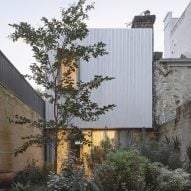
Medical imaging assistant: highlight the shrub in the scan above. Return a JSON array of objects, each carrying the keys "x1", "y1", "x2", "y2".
[
  {"x1": 94, "y1": 150, "x2": 149, "y2": 191},
  {"x1": 48, "y1": 154, "x2": 100, "y2": 191},
  {"x1": 139, "y1": 139, "x2": 182, "y2": 170},
  {"x1": 186, "y1": 144, "x2": 191, "y2": 171},
  {"x1": 10, "y1": 182, "x2": 30, "y2": 191},
  {"x1": 93, "y1": 150, "x2": 191, "y2": 191},
  {"x1": 85, "y1": 135, "x2": 115, "y2": 170},
  {"x1": 48, "y1": 166, "x2": 100, "y2": 191},
  {"x1": 145, "y1": 162, "x2": 191, "y2": 191},
  {"x1": 154, "y1": 163, "x2": 191, "y2": 191},
  {"x1": 10, "y1": 183, "x2": 50, "y2": 191},
  {"x1": 14, "y1": 164, "x2": 48, "y2": 186}
]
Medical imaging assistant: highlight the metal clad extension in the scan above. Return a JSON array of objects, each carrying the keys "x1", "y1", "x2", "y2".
[
  {"x1": 78, "y1": 28, "x2": 152, "y2": 128},
  {"x1": 0, "y1": 50, "x2": 45, "y2": 117}
]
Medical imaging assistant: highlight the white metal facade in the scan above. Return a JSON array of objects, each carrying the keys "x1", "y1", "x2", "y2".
[{"x1": 76, "y1": 28, "x2": 152, "y2": 128}]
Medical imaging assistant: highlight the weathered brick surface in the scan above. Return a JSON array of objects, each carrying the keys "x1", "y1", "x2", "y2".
[{"x1": 0, "y1": 84, "x2": 44, "y2": 172}]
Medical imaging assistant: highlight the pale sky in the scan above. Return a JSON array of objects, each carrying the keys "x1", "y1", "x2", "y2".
[{"x1": 0, "y1": 0, "x2": 190, "y2": 87}]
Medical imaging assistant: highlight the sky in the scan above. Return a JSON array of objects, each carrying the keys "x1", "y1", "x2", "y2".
[{"x1": 0, "y1": 0, "x2": 190, "y2": 87}]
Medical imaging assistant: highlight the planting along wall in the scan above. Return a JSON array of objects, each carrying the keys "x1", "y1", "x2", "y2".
[
  {"x1": 56, "y1": 128, "x2": 156, "y2": 173},
  {"x1": 159, "y1": 101, "x2": 191, "y2": 162},
  {"x1": 0, "y1": 84, "x2": 44, "y2": 172}
]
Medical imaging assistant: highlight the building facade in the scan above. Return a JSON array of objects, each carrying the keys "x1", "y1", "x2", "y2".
[
  {"x1": 45, "y1": 13, "x2": 156, "y2": 172},
  {"x1": 46, "y1": 27, "x2": 155, "y2": 172},
  {"x1": 164, "y1": 2, "x2": 191, "y2": 58},
  {"x1": 77, "y1": 28, "x2": 153, "y2": 129}
]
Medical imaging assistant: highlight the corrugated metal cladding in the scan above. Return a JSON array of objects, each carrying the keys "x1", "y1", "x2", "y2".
[
  {"x1": 0, "y1": 50, "x2": 45, "y2": 117},
  {"x1": 77, "y1": 28, "x2": 152, "y2": 128}
]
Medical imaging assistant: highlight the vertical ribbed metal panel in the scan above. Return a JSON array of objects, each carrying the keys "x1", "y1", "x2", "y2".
[{"x1": 77, "y1": 28, "x2": 152, "y2": 128}]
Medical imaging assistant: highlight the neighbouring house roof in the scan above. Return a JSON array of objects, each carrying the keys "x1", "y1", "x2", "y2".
[{"x1": 0, "y1": 50, "x2": 45, "y2": 117}]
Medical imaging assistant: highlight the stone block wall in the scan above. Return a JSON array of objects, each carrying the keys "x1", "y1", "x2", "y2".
[
  {"x1": 154, "y1": 60, "x2": 191, "y2": 124},
  {"x1": 0, "y1": 84, "x2": 44, "y2": 172},
  {"x1": 159, "y1": 101, "x2": 191, "y2": 162}
]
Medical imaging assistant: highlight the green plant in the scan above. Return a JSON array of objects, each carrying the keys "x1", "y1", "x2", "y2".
[
  {"x1": 139, "y1": 139, "x2": 182, "y2": 169},
  {"x1": 48, "y1": 155, "x2": 100, "y2": 191},
  {"x1": 94, "y1": 150, "x2": 149, "y2": 191},
  {"x1": 144, "y1": 162, "x2": 160, "y2": 191},
  {"x1": 145, "y1": 162, "x2": 191, "y2": 191},
  {"x1": 155, "y1": 163, "x2": 191, "y2": 191},
  {"x1": 86, "y1": 134, "x2": 115, "y2": 170},
  {"x1": 11, "y1": 163, "x2": 52, "y2": 190},
  {"x1": 41, "y1": 162, "x2": 54, "y2": 176},
  {"x1": 14, "y1": 164, "x2": 48, "y2": 186},
  {"x1": 93, "y1": 150, "x2": 191, "y2": 191},
  {"x1": 28, "y1": 185, "x2": 51, "y2": 191},
  {"x1": 186, "y1": 145, "x2": 191, "y2": 170},
  {"x1": 171, "y1": 136, "x2": 181, "y2": 151},
  {"x1": 10, "y1": 182, "x2": 30, "y2": 191},
  {"x1": 10, "y1": 183, "x2": 51, "y2": 191}
]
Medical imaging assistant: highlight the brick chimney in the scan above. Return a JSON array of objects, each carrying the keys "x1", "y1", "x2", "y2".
[{"x1": 131, "y1": 11, "x2": 156, "y2": 28}]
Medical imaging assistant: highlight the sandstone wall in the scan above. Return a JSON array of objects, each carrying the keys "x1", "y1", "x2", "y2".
[{"x1": 0, "y1": 84, "x2": 44, "y2": 172}]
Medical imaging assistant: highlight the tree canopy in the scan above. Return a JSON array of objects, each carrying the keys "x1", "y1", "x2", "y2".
[{"x1": 9, "y1": 0, "x2": 115, "y2": 171}]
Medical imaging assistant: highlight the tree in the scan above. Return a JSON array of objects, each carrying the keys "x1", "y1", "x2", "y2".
[{"x1": 9, "y1": 0, "x2": 115, "y2": 172}]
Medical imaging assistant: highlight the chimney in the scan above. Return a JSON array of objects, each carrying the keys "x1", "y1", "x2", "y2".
[{"x1": 131, "y1": 11, "x2": 156, "y2": 28}]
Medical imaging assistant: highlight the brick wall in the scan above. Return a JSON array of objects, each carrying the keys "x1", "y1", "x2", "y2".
[
  {"x1": 0, "y1": 84, "x2": 44, "y2": 172},
  {"x1": 159, "y1": 101, "x2": 191, "y2": 162}
]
